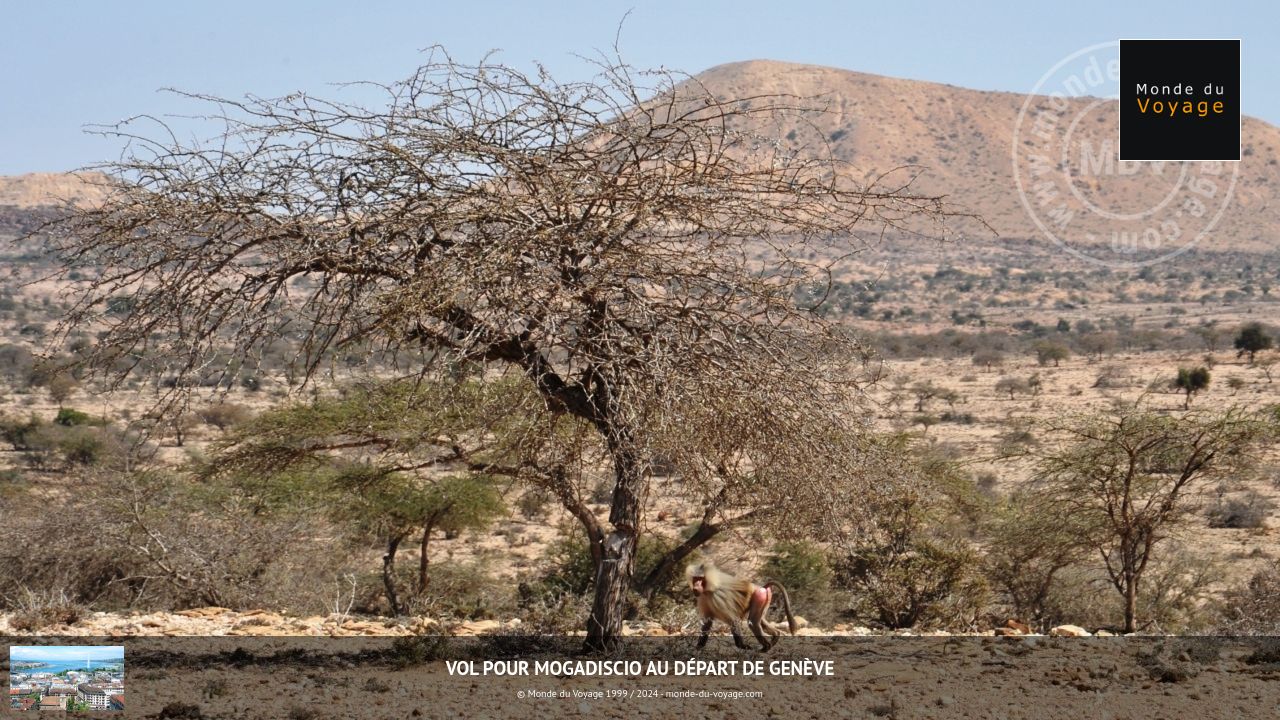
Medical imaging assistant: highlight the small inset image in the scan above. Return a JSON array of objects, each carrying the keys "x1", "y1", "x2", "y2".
[{"x1": 9, "y1": 646, "x2": 125, "y2": 713}]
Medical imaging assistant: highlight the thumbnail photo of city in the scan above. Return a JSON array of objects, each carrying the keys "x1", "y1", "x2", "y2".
[{"x1": 9, "y1": 646, "x2": 124, "y2": 712}]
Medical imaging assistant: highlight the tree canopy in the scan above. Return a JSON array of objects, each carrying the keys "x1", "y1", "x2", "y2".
[
  {"x1": 47, "y1": 50, "x2": 967, "y2": 647},
  {"x1": 1234, "y1": 322, "x2": 1273, "y2": 364},
  {"x1": 1032, "y1": 404, "x2": 1273, "y2": 632}
]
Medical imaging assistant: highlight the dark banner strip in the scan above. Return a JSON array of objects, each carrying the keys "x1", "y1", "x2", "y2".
[{"x1": 5, "y1": 636, "x2": 1280, "y2": 719}]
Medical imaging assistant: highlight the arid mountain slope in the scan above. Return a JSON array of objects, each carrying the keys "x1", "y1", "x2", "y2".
[
  {"x1": 0, "y1": 172, "x2": 111, "y2": 208},
  {"x1": 690, "y1": 60, "x2": 1280, "y2": 253}
]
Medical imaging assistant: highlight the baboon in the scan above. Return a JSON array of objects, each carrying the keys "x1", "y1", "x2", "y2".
[{"x1": 686, "y1": 560, "x2": 797, "y2": 651}]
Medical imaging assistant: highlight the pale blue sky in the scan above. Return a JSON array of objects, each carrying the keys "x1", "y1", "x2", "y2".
[
  {"x1": 1, "y1": 0, "x2": 1274, "y2": 173},
  {"x1": 11, "y1": 646, "x2": 124, "y2": 662}
]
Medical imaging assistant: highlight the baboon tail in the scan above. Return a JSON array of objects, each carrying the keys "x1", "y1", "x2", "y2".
[{"x1": 765, "y1": 581, "x2": 798, "y2": 635}]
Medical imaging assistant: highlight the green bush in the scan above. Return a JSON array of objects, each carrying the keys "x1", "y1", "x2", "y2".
[
  {"x1": 831, "y1": 442, "x2": 989, "y2": 629},
  {"x1": 635, "y1": 534, "x2": 681, "y2": 593},
  {"x1": 762, "y1": 541, "x2": 836, "y2": 625},
  {"x1": 54, "y1": 407, "x2": 103, "y2": 427},
  {"x1": 763, "y1": 541, "x2": 832, "y2": 593},
  {"x1": 540, "y1": 528, "x2": 597, "y2": 597},
  {"x1": 4, "y1": 417, "x2": 125, "y2": 469},
  {"x1": 837, "y1": 537, "x2": 985, "y2": 629}
]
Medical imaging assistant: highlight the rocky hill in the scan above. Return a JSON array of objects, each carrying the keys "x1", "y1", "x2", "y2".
[
  {"x1": 0, "y1": 171, "x2": 113, "y2": 209},
  {"x1": 689, "y1": 60, "x2": 1280, "y2": 253}
]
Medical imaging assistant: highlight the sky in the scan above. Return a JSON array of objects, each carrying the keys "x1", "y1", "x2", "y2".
[
  {"x1": 10, "y1": 646, "x2": 125, "y2": 662},
  {"x1": 1, "y1": 0, "x2": 1275, "y2": 174}
]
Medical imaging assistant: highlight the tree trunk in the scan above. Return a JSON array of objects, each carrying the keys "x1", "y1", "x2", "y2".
[
  {"x1": 418, "y1": 521, "x2": 434, "y2": 595},
  {"x1": 383, "y1": 533, "x2": 405, "y2": 617},
  {"x1": 584, "y1": 440, "x2": 644, "y2": 651},
  {"x1": 1123, "y1": 578, "x2": 1138, "y2": 634}
]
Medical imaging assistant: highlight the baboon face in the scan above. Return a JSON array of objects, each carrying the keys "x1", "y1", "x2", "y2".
[{"x1": 690, "y1": 575, "x2": 705, "y2": 594}]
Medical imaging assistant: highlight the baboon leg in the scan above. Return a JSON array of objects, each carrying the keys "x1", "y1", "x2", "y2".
[
  {"x1": 697, "y1": 618, "x2": 713, "y2": 649},
  {"x1": 749, "y1": 619, "x2": 774, "y2": 651},
  {"x1": 761, "y1": 618, "x2": 783, "y2": 650},
  {"x1": 731, "y1": 622, "x2": 748, "y2": 650}
]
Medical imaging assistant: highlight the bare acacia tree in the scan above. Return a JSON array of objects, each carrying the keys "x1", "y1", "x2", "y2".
[{"x1": 47, "y1": 50, "x2": 964, "y2": 649}]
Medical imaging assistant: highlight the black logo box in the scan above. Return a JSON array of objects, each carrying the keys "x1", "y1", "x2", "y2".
[{"x1": 1120, "y1": 39, "x2": 1241, "y2": 161}]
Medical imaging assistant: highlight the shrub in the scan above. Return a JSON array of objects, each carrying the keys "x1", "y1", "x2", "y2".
[
  {"x1": 831, "y1": 451, "x2": 988, "y2": 629},
  {"x1": 57, "y1": 426, "x2": 116, "y2": 466},
  {"x1": 46, "y1": 373, "x2": 78, "y2": 406},
  {"x1": 995, "y1": 375, "x2": 1040, "y2": 399},
  {"x1": 0, "y1": 469, "x2": 355, "y2": 614},
  {"x1": 761, "y1": 541, "x2": 836, "y2": 625},
  {"x1": 0, "y1": 415, "x2": 45, "y2": 450},
  {"x1": 763, "y1": 541, "x2": 831, "y2": 593},
  {"x1": 633, "y1": 533, "x2": 684, "y2": 607},
  {"x1": 196, "y1": 403, "x2": 252, "y2": 430},
  {"x1": 836, "y1": 536, "x2": 984, "y2": 629},
  {"x1": 1206, "y1": 492, "x2": 1273, "y2": 529},
  {"x1": 414, "y1": 560, "x2": 512, "y2": 620},
  {"x1": 1093, "y1": 366, "x2": 1133, "y2": 389},
  {"x1": 1217, "y1": 562, "x2": 1280, "y2": 635},
  {"x1": 981, "y1": 494, "x2": 1091, "y2": 630},
  {"x1": 911, "y1": 414, "x2": 938, "y2": 432},
  {"x1": 54, "y1": 407, "x2": 102, "y2": 427},
  {"x1": 971, "y1": 350, "x2": 1004, "y2": 371},
  {"x1": 1032, "y1": 340, "x2": 1070, "y2": 367},
  {"x1": 0, "y1": 467, "x2": 25, "y2": 496},
  {"x1": 3, "y1": 415, "x2": 124, "y2": 469},
  {"x1": 524, "y1": 526, "x2": 684, "y2": 617},
  {"x1": 7, "y1": 589, "x2": 83, "y2": 632},
  {"x1": 0, "y1": 344, "x2": 35, "y2": 384},
  {"x1": 387, "y1": 636, "x2": 455, "y2": 668},
  {"x1": 538, "y1": 527, "x2": 597, "y2": 598},
  {"x1": 589, "y1": 477, "x2": 613, "y2": 504},
  {"x1": 516, "y1": 487, "x2": 553, "y2": 519},
  {"x1": 995, "y1": 425, "x2": 1037, "y2": 455}
]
